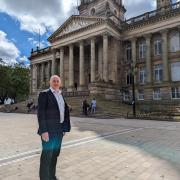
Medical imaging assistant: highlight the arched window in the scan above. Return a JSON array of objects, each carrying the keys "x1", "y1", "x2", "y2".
[{"x1": 170, "y1": 31, "x2": 180, "y2": 52}]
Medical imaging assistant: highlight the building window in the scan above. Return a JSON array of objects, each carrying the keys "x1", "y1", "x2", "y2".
[
  {"x1": 114, "y1": 10, "x2": 117, "y2": 16},
  {"x1": 139, "y1": 42, "x2": 146, "y2": 59},
  {"x1": 126, "y1": 74, "x2": 132, "y2": 85},
  {"x1": 154, "y1": 64, "x2": 163, "y2": 82},
  {"x1": 139, "y1": 67, "x2": 146, "y2": 84},
  {"x1": 153, "y1": 88, "x2": 161, "y2": 100},
  {"x1": 123, "y1": 92, "x2": 130, "y2": 101},
  {"x1": 138, "y1": 90, "x2": 144, "y2": 100},
  {"x1": 171, "y1": 62, "x2": 180, "y2": 81},
  {"x1": 91, "y1": 8, "x2": 95, "y2": 15},
  {"x1": 170, "y1": 32, "x2": 180, "y2": 52},
  {"x1": 154, "y1": 39, "x2": 162, "y2": 55},
  {"x1": 126, "y1": 44, "x2": 132, "y2": 61},
  {"x1": 171, "y1": 87, "x2": 180, "y2": 99}
]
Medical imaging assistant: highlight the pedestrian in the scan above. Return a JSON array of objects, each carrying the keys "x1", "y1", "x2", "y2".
[
  {"x1": 37, "y1": 75, "x2": 71, "y2": 180},
  {"x1": 11, "y1": 98, "x2": 15, "y2": 104},
  {"x1": 91, "y1": 98, "x2": 97, "y2": 114},
  {"x1": 4, "y1": 96, "x2": 11, "y2": 112},
  {"x1": 82, "y1": 99, "x2": 88, "y2": 116},
  {"x1": 0, "y1": 97, "x2": 3, "y2": 104},
  {"x1": 26, "y1": 101, "x2": 33, "y2": 112}
]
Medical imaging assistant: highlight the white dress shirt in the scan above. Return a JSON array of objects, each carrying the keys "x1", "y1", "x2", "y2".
[{"x1": 50, "y1": 87, "x2": 65, "y2": 123}]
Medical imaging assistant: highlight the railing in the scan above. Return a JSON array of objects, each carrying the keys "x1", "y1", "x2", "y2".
[
  {"x1": 62, "y1": 90, "x2": 90, "y2": 97},
  {"x1": 31, "y1": 46, "x2": 51, "y2": 55},
  {"x1": 124, "y1": 1, "x2": 180, "y2": 26}
]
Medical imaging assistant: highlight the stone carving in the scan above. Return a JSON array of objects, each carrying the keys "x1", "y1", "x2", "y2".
[{"x1": 59, "y1": 19, "x2": 96, "y2": 36}]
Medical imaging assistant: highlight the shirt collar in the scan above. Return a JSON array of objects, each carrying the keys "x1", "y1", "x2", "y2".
[{"x1": 50, "y1": 87, "x2": 62, "y2": 94}]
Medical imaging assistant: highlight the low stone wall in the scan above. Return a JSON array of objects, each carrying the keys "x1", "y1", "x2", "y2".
[
  {"x1": 88, "y1": 82, "x2": 122, "y2": 100},
  {"x1": 136, "y1": 100, "x2": 180, "y2": 113}
]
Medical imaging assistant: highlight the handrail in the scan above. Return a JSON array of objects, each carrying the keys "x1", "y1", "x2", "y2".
[
  {"x1": 124, "y1": 1, "x2": 180, "y2": 26},
  {"x1": 62, "y1": 90, "x2": 90, "y2": 97},
  {"x1": 31, "y1": 46, "x2": 51, "y2": 54}
]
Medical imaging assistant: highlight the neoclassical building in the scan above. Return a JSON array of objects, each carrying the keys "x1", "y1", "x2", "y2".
[{"x1": 29, "y1": 0, "x2": 180, "y2": 101}]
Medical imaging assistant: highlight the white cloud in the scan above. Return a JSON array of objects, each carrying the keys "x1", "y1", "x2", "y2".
[
  {"x1": 0, "y1": 31, "x2": 19, "y2": 64},
  {"x1": 19, "y1": 56, "x2": 28, "y2": 62},
  {"x1": 19, "y1": 55, "x2": 30, "y2": 67},
  {"x1": 0, "y1": 0, "x2": 77, "y2": 35},
  {"x1": 28, "y1": 37, "x2": 48, "y2": 49},
  {"x1": 123, "y1": 0, "x2": 156, "y2": 19},
  {"x1": 0, "y1": 0, "x2": 173, "y2": 34}
]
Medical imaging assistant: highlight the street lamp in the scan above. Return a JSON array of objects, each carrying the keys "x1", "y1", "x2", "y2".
[{"x1": 130, "y1": 60, "x2": 137, "y2": 117}]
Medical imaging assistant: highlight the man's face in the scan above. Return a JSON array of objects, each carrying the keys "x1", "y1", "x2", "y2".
[{"x1": 50, "y1": 76, "x2": 62, "y2": 90}]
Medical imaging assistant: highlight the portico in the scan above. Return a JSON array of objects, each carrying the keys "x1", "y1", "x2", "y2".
[
  {"x1": 29, "y1": 0, "x2": 180, "y2": 101},
  {"x1": 30, "y1": 15, "x2": 122, "y2": 96}
]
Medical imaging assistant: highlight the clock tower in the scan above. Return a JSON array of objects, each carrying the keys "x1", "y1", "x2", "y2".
[
  {"x1": 157, "y1": 0, "x2": 172, "y2": 9},
  {"x1": 78, "y1": 0, "x2": 126, "y2": 21}
]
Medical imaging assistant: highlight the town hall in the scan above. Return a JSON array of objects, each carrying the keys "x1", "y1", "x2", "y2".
[{"x1": 29, "y1": 0, "x2": 180, "y2": 101}]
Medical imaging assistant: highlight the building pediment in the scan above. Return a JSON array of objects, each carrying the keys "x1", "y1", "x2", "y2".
[{"x1": 48, "y1": 15, "x2": 105, "y2": 42}]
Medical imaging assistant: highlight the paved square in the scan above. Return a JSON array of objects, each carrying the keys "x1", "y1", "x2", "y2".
[{"x1": 0, "y1": 113, "x2": 180, "y2": 180}]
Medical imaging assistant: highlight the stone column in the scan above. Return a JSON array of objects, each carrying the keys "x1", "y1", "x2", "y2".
[
  {"x1": 36, "y1": 64, "x2": 40, "y2": 88},
  {"x1": 47, "y1": 61, "x2": 51, "y2": 82},
  {"x1": 103, "y1": 34, "x2": 109, "y2": 82},
  {"x1": 91, "y1": 37, "x2": 96, "y2": 82},
  {"x1": 145, "y1": 34, "x2": 152, "y2": 83},
  {"x1": 32, "y1": 64, "x2": 37, "y2": 93},
  {"x1": 98, "y1": 42, "x2": 103, "y2": 80},
  {"x1": 60, "y1": 47, "x2": 64, "y2": 86},
  {"x1": 131, "y1": 37, "x2": 137, "y2": 84},
  {"x1": 29, "y1": 65, "x2": 33, "y2": 94},
  {"x1": 69, "y1": 44, "x2": 74, "y2": 89},
  {"x1": 131, "y1": 38, "x2": 137, "y2": 64},
  {"x1": 79, "y1": 40, "x2": 85, "y2": 89},
  {"x1": 51, "y1": 50, "x2": 56, "y2": 75},
  {"x1": 161, "y1": 29, "x2": 169, "y2": 82},
  {"x1": 40, "y1": 63, "x2": 45, "y2": 88}
]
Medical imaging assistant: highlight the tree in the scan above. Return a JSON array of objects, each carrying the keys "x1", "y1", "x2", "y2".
[
  {"x1": 11, "y1": 64, "x2": 30, "y2": 100},
  {"x1": 0, "y1": 61, "x2": 30, "y2": 101}
]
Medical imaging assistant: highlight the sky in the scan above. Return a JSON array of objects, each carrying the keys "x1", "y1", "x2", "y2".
[{"x1": 0, "y1": 0, "x2": 172, "y2": 66}]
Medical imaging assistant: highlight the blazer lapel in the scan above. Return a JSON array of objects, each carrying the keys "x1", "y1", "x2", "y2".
[{"x1": 47, "y1": 89, "x2": 59, "y2": 110}]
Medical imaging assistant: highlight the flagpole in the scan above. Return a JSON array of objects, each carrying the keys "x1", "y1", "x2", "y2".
[{"x1": 38, "y1": 29, "x2": 41, "y2": 49}]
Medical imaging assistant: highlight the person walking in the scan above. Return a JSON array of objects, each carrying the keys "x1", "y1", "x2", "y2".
[
  {"x1": 91, "y1": 98, "x2": 97, "y2": 114},
  {"x1": 37, "y1": 75, "x2": 71, "y2": 180},
  {"x1": 82, "y1": 99, "x2": 88, "y2": 116}
]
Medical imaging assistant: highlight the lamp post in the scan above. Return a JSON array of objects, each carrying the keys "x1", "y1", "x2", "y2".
[{"x1": 130, "y1": 61, "x2": 136, "y2": 117}]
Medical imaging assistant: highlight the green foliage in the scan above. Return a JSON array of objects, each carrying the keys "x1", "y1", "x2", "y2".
[{"x1": 0, "y1": 62, "x2": 30, "y2": 101}]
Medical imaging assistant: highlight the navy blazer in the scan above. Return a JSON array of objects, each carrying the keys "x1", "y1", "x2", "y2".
[{"x1": 37, "y1": 89, "x2": 71, "y2": 135}]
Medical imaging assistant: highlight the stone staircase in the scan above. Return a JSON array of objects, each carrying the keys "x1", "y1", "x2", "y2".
[
  {"x1": 1, "y1": 95, "x2": 179, "y2": 121},
  {"x1": 65, "y1": 96, "x2": 132, "y2": 119},
  {"x1": 0, "y1": 95, "x2": 132, "y2": 118}
]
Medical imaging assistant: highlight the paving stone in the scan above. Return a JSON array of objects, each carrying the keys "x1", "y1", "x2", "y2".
[{"x1": 1, "y1": 113, "x2": 180, "y2": 179}]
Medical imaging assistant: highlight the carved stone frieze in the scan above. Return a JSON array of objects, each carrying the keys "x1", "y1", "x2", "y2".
[{"x1": 58, "y1": 19, "x2": 96, "y2": 37}]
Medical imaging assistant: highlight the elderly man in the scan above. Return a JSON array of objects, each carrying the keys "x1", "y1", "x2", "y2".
[{"x1": 37, "y1": 75, "x2": 71, "y2": 180}]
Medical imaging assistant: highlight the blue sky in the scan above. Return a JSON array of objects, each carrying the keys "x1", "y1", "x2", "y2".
[{"x1": 0, "y1": 0, "x2": 167, "y2": 66}]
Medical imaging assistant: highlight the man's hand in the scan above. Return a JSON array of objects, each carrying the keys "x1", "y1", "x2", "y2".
[{"x1": 41, "y1": 132, "x2": 49, "y2": 142}]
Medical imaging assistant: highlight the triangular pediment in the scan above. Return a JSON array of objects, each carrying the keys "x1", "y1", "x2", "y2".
[
  {"x1": 48, "y1": 16, "x2": 104, "y2": 41},
  {"x1": 59, "y1": 18, "x2": 96, "y2": 36}
]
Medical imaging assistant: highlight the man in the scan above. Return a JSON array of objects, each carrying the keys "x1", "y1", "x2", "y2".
[{"x1": 37, "y1": 75, "x2": 71, "y2": 180}]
